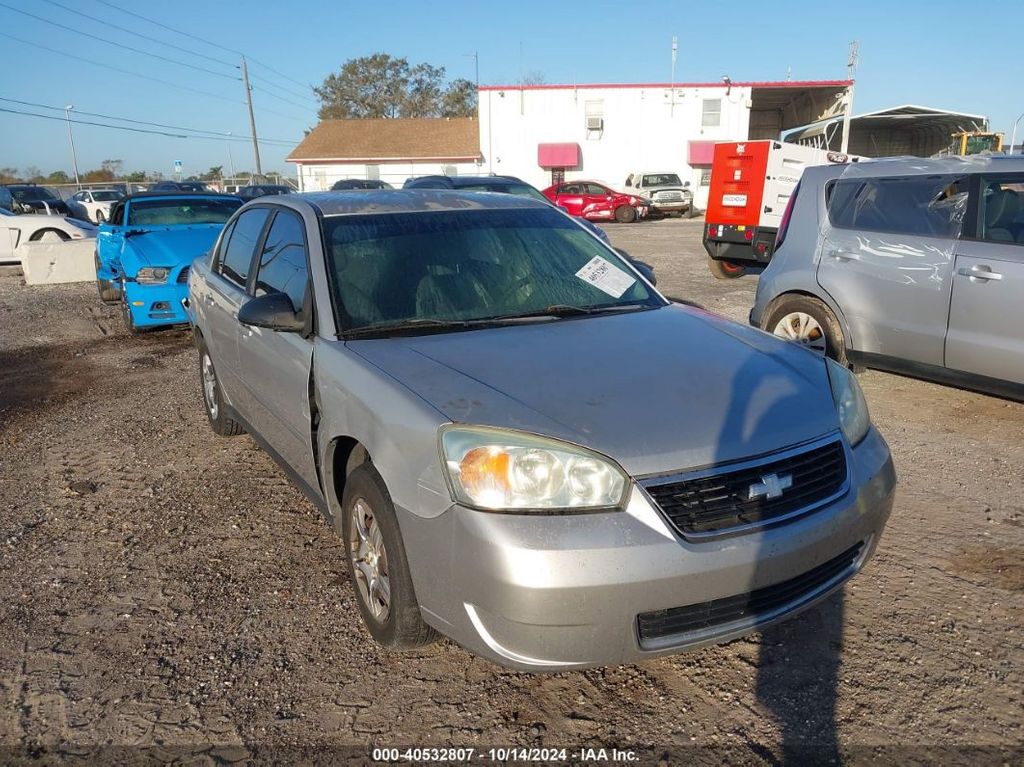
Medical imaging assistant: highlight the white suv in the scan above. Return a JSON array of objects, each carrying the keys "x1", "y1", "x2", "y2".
[{"x1": 624, "y1": 172, "x2": 693, "y2": 216}]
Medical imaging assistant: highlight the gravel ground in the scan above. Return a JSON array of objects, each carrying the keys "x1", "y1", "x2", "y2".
[{"x1": 0, "y1": 218, "x2": 1021, "y2": 764}]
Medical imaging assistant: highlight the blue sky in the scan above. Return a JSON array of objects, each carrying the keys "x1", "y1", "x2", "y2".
[{"x1": 1, "y1": 0, "x2": 1020, "y2": 178}]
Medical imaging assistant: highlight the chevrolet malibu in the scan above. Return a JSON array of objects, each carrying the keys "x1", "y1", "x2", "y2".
[{"x1": 187, "y1": 191, "x2": 895, "y2": 671}]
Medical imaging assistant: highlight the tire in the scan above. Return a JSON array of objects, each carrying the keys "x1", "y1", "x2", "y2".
[
  {"x1": 707, "y1": 256, "x2": 747, "y2": 279},
  {"x1": 196, "y1": 336, "x2": 244, "y2": 436},
  {"x1": 763, "y1": 294, "x2": 849, "y2": 366},
  {"x1": 119, "y1": 279, "x2": 142, "y2": 335},
  {"x1": 95, "y1": 254, "x2": 120, "y2": 304},
  {"x1": 95, "y1": 209, "x2": 106, "y2": 224},
  {"x1": 614, "y1": 204, "x2": 637, "y2": 223},
  {"x1": 29, "y1": 228, "x2": 70, "y2": 243},
  {"x1": 341, "y1": 463, "x2": 439, "y2": 650}
]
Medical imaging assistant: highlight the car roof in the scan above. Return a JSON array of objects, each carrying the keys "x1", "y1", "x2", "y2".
[
  {"x1": 265, "y1": 189, "x2": 551, "y2": 217},
  {"x1": 121, "y1": 191, "x2": 240, "y2": 202}
]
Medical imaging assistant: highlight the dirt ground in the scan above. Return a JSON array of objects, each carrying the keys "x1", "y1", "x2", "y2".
[{"x1": 0, "y1": 218, "x2": 1021, "y2": 764}]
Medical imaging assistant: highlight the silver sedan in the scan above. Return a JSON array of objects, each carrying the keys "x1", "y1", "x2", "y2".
[{"x1": 187, "y1": 191, "x2": 895, "y2": 671}]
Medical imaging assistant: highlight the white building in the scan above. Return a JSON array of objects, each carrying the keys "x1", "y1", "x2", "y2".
[
  {"x1": 477, "y1": 80, "x2": 851, "y2": 209},
  {"x1": 288, "y1": 117, "x2": 482, "y2": 190}
]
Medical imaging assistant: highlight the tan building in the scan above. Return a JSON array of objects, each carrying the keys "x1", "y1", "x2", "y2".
[{"x1": 287, "y1": 117, "x2": 483, "y2": 190}]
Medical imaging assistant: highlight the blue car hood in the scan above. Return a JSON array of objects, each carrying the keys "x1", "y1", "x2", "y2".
[
  {"x1": 348, "y1": 305, "x2": 842, "y2": 476},
  {"x1": 121, "y1": 224, "x2": 224, "y2": 267}
]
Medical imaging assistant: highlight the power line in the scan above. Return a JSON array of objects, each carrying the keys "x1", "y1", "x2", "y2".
[
  {"x1": 0, "y1": 105, "x2": 298, "y2": 147},
  {"x1": 40, "y1": 0, "x2": 237, "y2": 69},
  {"x1": 248, "y1": 71, "x2": 318, "y2": 106},
  {"x1": 0, "y1": 31, "x2": 245, "y2": 106},
  {"x1": 250, "y1": 84, "x2": 316, "y2": 111},
  {"x1": 0, "y1": 97, "x2": 298, "y2": 145},
  {"x1": 91, "y1": 0, "x2": 314, "y2": 94},
  {"x1": 0, "y1": 1, "x2": 240, "y2": 81}
]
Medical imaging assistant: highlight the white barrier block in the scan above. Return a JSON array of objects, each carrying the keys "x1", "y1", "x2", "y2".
[{"x1": 19, "y1": 239, "x2": 96, "y2": 285}]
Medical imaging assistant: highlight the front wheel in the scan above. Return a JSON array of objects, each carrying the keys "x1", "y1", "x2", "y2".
[
  {"x1": 764, "y1": 294, "x2": 849, "y2": 366},
  {"x1": 95, "y1": 254, "x2": 120, "y2": 304},
  {"x1": 614, "y1": 204, "x2": 638, "y2": 223},
  {"x1": 707, "y1": 256, "x2": 746, "y2": 279},
  {"x1": 94, "y1": 209, "x2": 106, "y2": 224},
  {"x1": 342, "y1": 463, "x2": 438, "y2": 650},
  {"x1": 119, "y1": 279, "x2": 142, "y2": 335}
]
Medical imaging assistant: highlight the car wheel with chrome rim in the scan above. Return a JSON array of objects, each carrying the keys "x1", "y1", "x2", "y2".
[
  {"x1": 341, "y1": 463, "x2": 438, "y2": 649},
  {"x1": 764, "y1": 294, "x2": 849, "y2": 366},
  {"x1": 196, "y1": 335, "x2": 244, "y2": 436}
]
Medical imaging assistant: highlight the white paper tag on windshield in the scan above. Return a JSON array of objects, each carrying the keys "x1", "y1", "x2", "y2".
[{"x1": 575, "y1": 255, "x2": 636, "y2": 298}]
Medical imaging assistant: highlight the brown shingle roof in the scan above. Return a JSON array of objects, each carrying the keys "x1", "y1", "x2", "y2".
[{"x1": 286, "y1": 117, "x2": 481, "y2": 163}]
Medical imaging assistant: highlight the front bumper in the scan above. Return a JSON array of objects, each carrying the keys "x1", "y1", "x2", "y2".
[
  {"x1": 402, "y1": 427, "x2": 895, "y2": 671},
  {"x1": 123, "y1": 280, "x2": 190, "y2": 328}
]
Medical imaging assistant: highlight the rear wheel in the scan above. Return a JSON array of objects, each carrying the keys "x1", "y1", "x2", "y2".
[
  {"x1": 197, "y1": 336, "x2": 244, "y2": 436},
  {"x1": 614, "y1": 204, "x2": 637, "y2": 223},
  {"x1": 29, "y1": 228, "x2": 70, "y2": 243},
  {"x1": 342, "y1": 463, "x2": 438, "y2": 650},
  {"x1": 764, "y1": 294, "x2": 849, "y2": 366},
  {"x1": 707, "y1": 256, "x2": 747, "y2": 279}
]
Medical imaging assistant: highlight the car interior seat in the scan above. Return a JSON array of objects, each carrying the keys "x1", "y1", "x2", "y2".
[{"x1": 983, "y1": 188, "x2": 1016, "y2": 242}]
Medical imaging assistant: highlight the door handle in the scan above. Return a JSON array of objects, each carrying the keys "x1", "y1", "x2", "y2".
[
  {"x1": 958, "y1": 265, "x2": 1003, "y2": 281},
  {"x1": 827, "y1": 249, "x2": 857, "y2": 261}
]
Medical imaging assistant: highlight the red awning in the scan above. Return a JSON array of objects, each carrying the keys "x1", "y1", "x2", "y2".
[
  {"x1": 688, "y1": 140, "x2": 716, "y2": 165},
  {"x1": 537, "y1": 143, "x2": 580, "y2": 168}
]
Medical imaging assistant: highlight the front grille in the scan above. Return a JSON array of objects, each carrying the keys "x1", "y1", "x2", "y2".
[
  {"x1": 177, "y1": 266, "x2": 190, "y2": 283},
  {"x1": 654, "y1": 191, "x2": 683, "y2": 201},
  {"x1": 636, "y1": 542, "x2": 863, "y2": 644},
  {"x1": 645, "y1": 439, "x2": 847, "y2": 536}
]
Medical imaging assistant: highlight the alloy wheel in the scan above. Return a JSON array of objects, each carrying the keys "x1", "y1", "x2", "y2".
[
  {"x1": 348, "y1": 497, "x2": 391, "y2": 623},
  {"x1": 772, "y1": 311, "x2": 827, "y2": 353},
  {"x1": 201, "y1": 353, "x2": 219, "y2": 420}
]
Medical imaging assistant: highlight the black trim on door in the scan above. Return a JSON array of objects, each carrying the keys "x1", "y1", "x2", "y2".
[{"x1": 848, "y1": 350, "x2": 1024, "y2": 402}]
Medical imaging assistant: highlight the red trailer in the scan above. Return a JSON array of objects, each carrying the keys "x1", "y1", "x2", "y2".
[{"x1": 702, "y1": 140, "x2": 852, "y2": 278}]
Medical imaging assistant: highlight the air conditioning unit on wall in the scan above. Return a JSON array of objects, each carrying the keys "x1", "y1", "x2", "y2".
[{"x1": 586, "y1": 116, "x2": 604, "y2": 131}]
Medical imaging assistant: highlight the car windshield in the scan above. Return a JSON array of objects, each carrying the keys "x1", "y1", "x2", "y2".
[
  {"x1": 12, "y1": 187, "x2": 56, "y2": 201},
  {"x1": 460, "y1": 183, "x2": 550, "y2": 203},
  {"x1": 642, "y1": 174, "x2": 682, "y2": 186},
  {"x1": 324, "y1": 207, "x2": 662, "y2": 334},
  {"x1": 92, "y1": 191, "x2": 123, "y2": 201},
  {"x1": 126, "y1": 197, "x2": 242, "y2": 226}
]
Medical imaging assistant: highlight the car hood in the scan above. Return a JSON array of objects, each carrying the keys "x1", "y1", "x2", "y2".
[
  {"x1": 121, "y1": 224, "x2": 224, "y2": 267},
  {"x1": 642, "y1": 185, "x2": 691, "y2": 194},
  {"x1": 348, "y1": 305, "x2": 841, "y2": 476}
]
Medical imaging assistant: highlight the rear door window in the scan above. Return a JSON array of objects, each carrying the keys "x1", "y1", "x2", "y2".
[
  {"x1": 978, "y1": 176, "x2": 1024, "y2": 246},
  {"x1": 253, "y1": 211, "x2": 309, "y2": 311},
  {"x1": 217, "y1": 208, "x2": 270, "y2": 286},
  {"x1": 826, "y1": 175, "x2": 967, "y2": 238}
]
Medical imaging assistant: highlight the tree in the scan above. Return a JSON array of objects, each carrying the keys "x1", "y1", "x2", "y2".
[
  {"x1": 202, "y1": 166, "x2": 224, "y2": 181},
  {"x1": 45, "y1": 170, "x2": 70, "y2": 184},
  {"x1": 124, "y1": 171, "x2": 146, "y2": 182},
  {"x1": 82, "y1": 168, "x2": 115, "y2": 182},
  {"x1": 24, "y1": 166, "x2": 42, "y2": 183},
  {"x1": 0, "y1": 167, "x2": 19, "y2": 183},
  {"x1": 518, "y1": 71, "x2": 547, "y2": 86},
  {"x1": 315, "y1": 53, "x2": 478, "y2": 120},
  {"x1": 441, "y1": 78, "x2": 477, "y2": 117},
  {"x1": 101, "y1": 159, "x2": 123, "y2": 178}
]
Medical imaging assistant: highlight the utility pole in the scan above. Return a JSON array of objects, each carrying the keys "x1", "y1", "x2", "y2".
[
  {"x1": 1010, "y1": 111, "x2": 1024, "y2": 155},
  {"x1": 240, "y1": 56, "x2": 262, "y2": 178},
  {"x1": 226, "y1": 131, "x2": 236, "y2": 181},
  {"x1": 64, "y1": 104, "x2": 81, "y2": 189},
  {"x1": 670, "y1": 36, "x2": 678, "y2": 117},
  {"x1": 840, "y1": 41, "x2": 859, "y2": 154}
]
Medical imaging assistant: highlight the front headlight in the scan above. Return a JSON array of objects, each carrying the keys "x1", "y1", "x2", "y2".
[
  {"x1": 137, "y1": 267, "x2": 170, "y2": 284},
  {"x1": 440, "y1": 425, "x2": 629, "y2": 512},
  {"x1": 826, "y1": 359, "x2": 870, "y2": 446}
]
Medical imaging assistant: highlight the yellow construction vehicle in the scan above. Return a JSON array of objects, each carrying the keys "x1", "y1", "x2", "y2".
[{"x1": 947, "y1": 130, "x2": 1004, "y2": 156}]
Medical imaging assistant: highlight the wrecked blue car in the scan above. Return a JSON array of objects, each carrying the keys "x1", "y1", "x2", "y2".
[{"x1": 96, "y1": 193, "x2": 242, "y2": 332}]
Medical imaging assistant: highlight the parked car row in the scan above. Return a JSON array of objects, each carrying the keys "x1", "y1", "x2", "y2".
[{"x1": 0, "y1": 207, "x2": 96, "y2": 265}]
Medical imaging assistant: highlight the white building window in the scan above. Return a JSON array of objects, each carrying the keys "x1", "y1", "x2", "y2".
[
  {"x1": 366, "y1": 164, "x2": 380, "y2": 180},
  {"x1": 701, "y1": 99, "x2": 722, "y2": 128},
  {"x1": 585, "y1": 100, "x2": 604, "y2": 136}
]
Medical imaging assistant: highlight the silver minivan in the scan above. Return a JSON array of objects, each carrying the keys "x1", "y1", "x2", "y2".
[{"x1": 752, "y1": 155, "x2": 1024, "y2": 400}]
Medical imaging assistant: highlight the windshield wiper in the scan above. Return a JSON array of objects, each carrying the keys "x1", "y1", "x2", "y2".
[
  {"x1": 342, "y1": 317, "x2": 505, "y2": 339},
  {"x1": 495, "y1": 302, "x2": 655, "y2": 321}
]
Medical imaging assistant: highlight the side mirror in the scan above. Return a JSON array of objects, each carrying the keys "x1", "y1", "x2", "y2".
[
  {"x1": 630, "y1": 259, "x2": 657, "y2": 287},
  {"x1": 683, "y1": 181, "x2": 691, "y2": 188},
  {"x1": 238, "y1": 292, "x2": 304, "y2": 332}
]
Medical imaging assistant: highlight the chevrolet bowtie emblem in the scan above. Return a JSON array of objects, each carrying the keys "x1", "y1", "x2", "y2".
[{"x1": 748, "y1": 472, "x2": 793, "y2": 501}]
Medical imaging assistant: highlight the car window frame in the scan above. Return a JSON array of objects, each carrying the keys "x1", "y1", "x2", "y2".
[
  {"x1": 213, "y1": 206, "x2": 273, "y2": 288},
  {"x1": 963, "y1": 172, "x2": 1024, "y2": 249},
  {"x1": 250, "y1": 207, "x2": 313, "y2": 313},
  {"x1": 824, "y1": 173, "x2": 968, "y2": 239}
]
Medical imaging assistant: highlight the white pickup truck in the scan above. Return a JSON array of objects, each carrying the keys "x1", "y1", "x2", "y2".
[{"x1": 624, "y1": 172, "x2": 693, "y2": 216}]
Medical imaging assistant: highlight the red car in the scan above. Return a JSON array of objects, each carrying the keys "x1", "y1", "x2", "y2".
[{"x1": 542, "y1": 180, "x2": 648, "y2": 223}]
